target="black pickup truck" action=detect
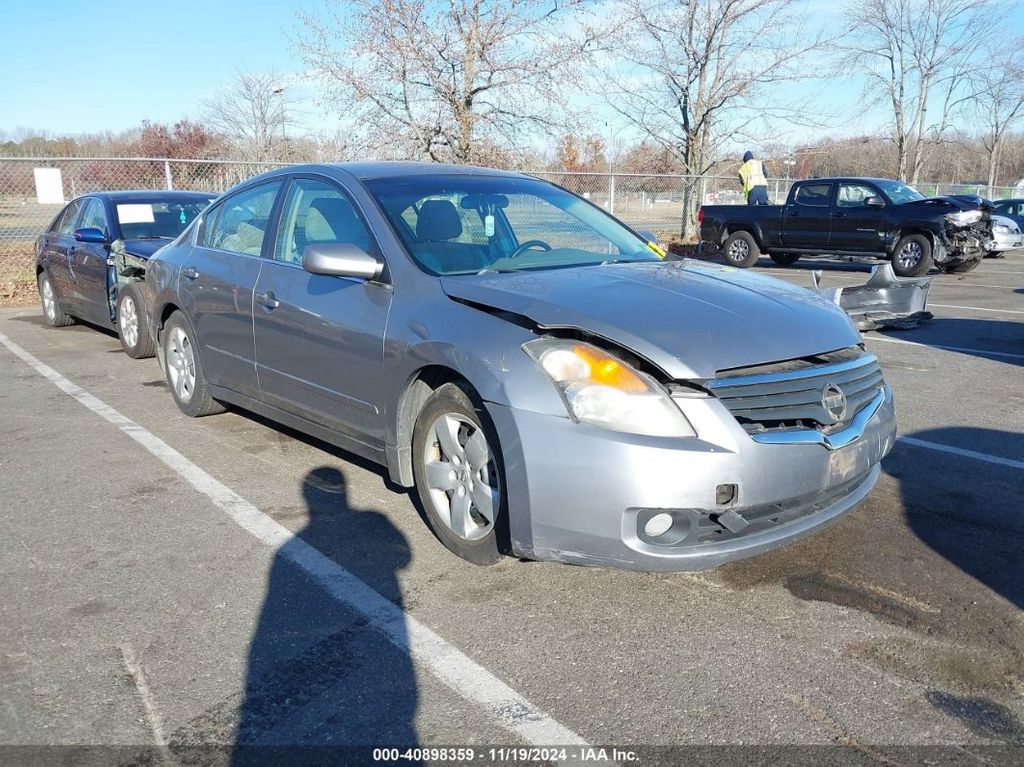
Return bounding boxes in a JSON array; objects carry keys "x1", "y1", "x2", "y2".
[{"x1": 698, "y1": 177, "x2": 993, "y2": 276}]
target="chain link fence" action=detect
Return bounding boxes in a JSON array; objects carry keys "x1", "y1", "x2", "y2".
[{"x1": 1, "y1": 157, "x2": 1020, "y2": 303}]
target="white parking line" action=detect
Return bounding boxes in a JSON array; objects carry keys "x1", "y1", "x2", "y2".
[
  {"x1": 866, "y1": 335, "x2": 1024, "y2": 362},
  {"x1": 898, "y1": 437, "x2": 1024, "y2": 471},
  {"x1": 0, "y1": 330, "x2": 587, "y2": 749},
  {"x1": 929, "y1": 303, "x2": 1024, "y2": 315}
]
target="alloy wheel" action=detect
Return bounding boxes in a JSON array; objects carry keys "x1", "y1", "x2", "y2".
[
  {"x1": 166, "y1": 326, "x2": 196, "y2": 404},
  {"x1": 41, "y1": 279, "x2": 56, "y2": 322},
  {"x1": 897, "y1": 241, "x2": 923, "y2": 269},
  {"x1": 422, "y1": 413, "x2": 500, "y2": 541},
  {"x1": 119, "y1": 296, "x2": 139, "y2": 349},
  {"x1": 727, "y1": 239, "x2": 750, "y2": 263}
]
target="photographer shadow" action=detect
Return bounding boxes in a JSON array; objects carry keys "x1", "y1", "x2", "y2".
[{"x1": 232, "y1": 466, "x2": 418, "y2": 761}]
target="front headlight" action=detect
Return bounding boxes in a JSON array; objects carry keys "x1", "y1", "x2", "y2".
[
  {"x1": 524, "y1": 338, "x2": 696, "y2": 437},
  {"x1": 945, "y1": 210, "x2": 982, "y2": 227},
  {"x1": 993, "y1": 224, "x2": 1010, "y2": 234}
]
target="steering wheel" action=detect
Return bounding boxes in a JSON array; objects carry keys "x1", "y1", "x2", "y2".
[{"x1": 508, "y1": 240, "x2": 552, "y2": 259}]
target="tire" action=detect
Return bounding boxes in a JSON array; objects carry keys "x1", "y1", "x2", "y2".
[
  {"x1": 411, "y1": 382, "x2": 508, "y2": 566},
  {"x1": 721, "y1": 231, "x2": 760, "y2": 268},
  {"x1": 891, "y1": 234, "x2": 933, "y2": 277},
  {"x1": 769, "y1": 252, "x2": 800, "y2": 266},
  {"x1": 161, "y1": 310, "x2": 224, "y2": 417},
  {"x1": 116, "y1": 283, "x2": 155, "y2": 359},
  {"x1": 38, "y1": 272, "x2": 74, "y2": 327}
]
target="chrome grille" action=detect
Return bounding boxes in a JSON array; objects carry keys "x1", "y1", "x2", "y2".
[{"x1": 706, "y1": 352, "x2": 884, "y2": 433}]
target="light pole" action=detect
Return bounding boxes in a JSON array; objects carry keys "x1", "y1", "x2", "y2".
[{"x1": 272, "y1": 85, "x2": 287, "y2": 160}]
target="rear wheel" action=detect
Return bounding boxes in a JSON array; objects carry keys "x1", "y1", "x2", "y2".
[
  {"x1": 721, "y1": 231, "x2": 760, "y2": 268},
  {"x1": 162, "y1": 310, "x2": 224, "y2": 417},
  {"x1": 116, "y1": 283, "x2": 155, "y2": 359},
  {"x1": 891, "y1": 234, "x2": 933, "y2": 277},
  {"x1": 38, "y1": 273, "x2": 74, "y2": 327},
  {"x1": 412, "y1": 383, "x2": 507, "y2": 566},
  {"x1": 769, "y1": 252, "x2": 800, "y2": 266}
]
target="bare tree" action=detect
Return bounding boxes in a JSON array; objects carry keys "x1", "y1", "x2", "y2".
[
  {"x1": 202, "y1": 72, "x2": 298, "y2": 162},
  {"x1": 603, "y1": 0, "x2": 832, "y2": 237},
  {"x1": 970, "y1": 40, "x2": 1024, "y2": 192},
  {"x1": 846, "y1": 0, "x2": 993, "y2": 184},
  {"x1": 295, "y1": 0, "x2": 598, "y2": 163}
]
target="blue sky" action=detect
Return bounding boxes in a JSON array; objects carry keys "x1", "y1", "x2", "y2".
[
  {"x1": 0, "y1": 0, "x2": 314, "y2": 134},
  {"x1": 2, "y1": 0, "x2": 1022, "y2": 150}
]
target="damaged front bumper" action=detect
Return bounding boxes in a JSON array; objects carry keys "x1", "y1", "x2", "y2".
[
  {"x1": 489, "y1": 385, "x2": 896, "y2": 572},
  {"x1": 934, "y1": 220, "x2": 992, "y2": 273},
  {"x1": 812, "y1": 263, "x2": 933, "y2": 331}
]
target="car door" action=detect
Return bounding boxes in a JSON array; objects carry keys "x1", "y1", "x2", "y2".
[
  {"x1": 45, "y1": 199, "x2": 84, "y2": 311},
  {"x1": 830, "y1": 182, "x2": 889, "y2": 252},
  {"x1": 782, "y1": 182, "x2": 834, "y2": 249},
  {"x1": 178, "y1": 181, "x2": 282, "y2": 398},
  {"x1": 71, "y1": 197, "x2": 116, "y2": 325},
  {"x1": 252, "y1": 175, "x2": 393, "y2": 446}
]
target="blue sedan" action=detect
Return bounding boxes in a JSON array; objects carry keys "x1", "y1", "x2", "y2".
[{"x1": 36, "y1": 190, "x2": 214, "y2": 357}]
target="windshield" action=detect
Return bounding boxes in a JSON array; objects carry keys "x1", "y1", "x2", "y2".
[
  {"x1": 364, "y1": 175, "x2": 658, "y2": 275},
  {"x1": 115, "y1": 199, "x2": 212, "y2": 240},
  {"x1": 875, "y1": 180, "x2": 925, "y2": 205}
]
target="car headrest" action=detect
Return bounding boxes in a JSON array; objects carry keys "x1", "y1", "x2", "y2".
[
  {"x1": 416, "y1": 199, "x2": 462, "y2": 242},
  {"x1": 306, "y1": 196, "x2": 364, "y2": 245}
]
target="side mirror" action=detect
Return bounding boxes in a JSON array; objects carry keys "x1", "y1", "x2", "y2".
[
  {"x1": 74, "y1": 227, "x2": 107, "y2": 244},
  {"x1": 864, "y1": 196, "x2": 885, "y2": 208},
  {"x1": 303, "y1": 242, "x2": 384, "y2": 280},
  {"x1": 637, "y1": 229, "x2": 658, "y2": 243}
]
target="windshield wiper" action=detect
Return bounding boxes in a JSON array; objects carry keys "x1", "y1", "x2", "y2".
[{"x1": 134, "y1": 235, "x2": 173, "y2": 240}]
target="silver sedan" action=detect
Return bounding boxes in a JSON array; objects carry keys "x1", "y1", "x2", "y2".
[{"x1": 144, "y1": 163, "x2": 896, "y2": 570}]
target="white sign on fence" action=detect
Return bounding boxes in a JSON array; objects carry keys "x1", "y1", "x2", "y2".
[{"x1": 33, "y1": 168, "x2": 64, "y2": 205}]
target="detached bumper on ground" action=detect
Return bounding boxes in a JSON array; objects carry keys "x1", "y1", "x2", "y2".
[{"x1": 491, "y1": 386, "x2": 896, "y2": 571}]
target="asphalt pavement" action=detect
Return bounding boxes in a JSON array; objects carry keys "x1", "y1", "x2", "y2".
[{"x1": 0, "y1": 252, "x2": 1022, "y2": 762}]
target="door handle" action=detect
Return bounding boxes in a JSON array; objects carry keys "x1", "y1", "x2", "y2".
[
  {"x1": 256, "y1": 291, "x2": 279, "y2": 310},
  {"x1": 833, "y1": 212, "x2": 847, "y2": 218},
  {"x1": 181, "y1": 267, "x2": 199, "y2": 281}
]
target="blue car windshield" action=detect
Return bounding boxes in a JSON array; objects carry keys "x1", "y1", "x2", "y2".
[
  {"x1": 365, "y1": 175, "x2": 659, "y2": 275},
  {"x1": 115, "y1": 199, "x2": 213, "y2": 240}
]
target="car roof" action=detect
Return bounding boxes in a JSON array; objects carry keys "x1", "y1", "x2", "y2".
[
  {"x1": 76, "y1": 190, "x2": 216, "y2": 202},
  {"x1": 248, "y1": 161, "x2": 529, "y2": 183},
  {"x1": 798, "y1": 177, "x2": 901, "y2": 185}
]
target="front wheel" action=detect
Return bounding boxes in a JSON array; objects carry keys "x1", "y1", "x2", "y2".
[
  {"x1": 116, "y1": 283, "x2": 155, "y2": 359},
  {"x1": 161, "y1": 310, "x2": 224, "y2": 417},
  {"x1": 721, "y1": 231, "x2": 760, "y2": 268},
  {"x1": 412, "y1": 383, "x2": 507, "y2": 565},
  {"x1": 891, "y1": 234, "x2": 933, "y2": 277}
]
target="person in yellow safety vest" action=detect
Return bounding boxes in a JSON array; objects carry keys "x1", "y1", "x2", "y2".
[{"x1": 738, "y1": 151, "x2": 769, "y2": 205}]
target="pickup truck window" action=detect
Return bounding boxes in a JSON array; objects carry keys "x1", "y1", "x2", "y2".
[
  {"x1": 794, "y1": 184, "x2": 832, "y2": 207},
  {"x1": 874, "y1": 180, "x2": 924, "y2": 204},
  {"x1": 837, "y1": 184, "x2": 877, "y2": 208}
]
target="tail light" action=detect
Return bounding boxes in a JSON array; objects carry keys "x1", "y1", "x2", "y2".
[{"x1": 698, "y1": 207, "x2": 704, "y2": 224}]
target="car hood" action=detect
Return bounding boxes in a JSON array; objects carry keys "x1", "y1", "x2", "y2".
[
  {"x1": 440, "y1": 260, "x2": 861, "y2": 380},
  {"x1": 905, "y1": 195, "x2": 991, "y2": 213},
  {"x1": 120, "y1": 239, "x2": 170, "y2": 259}
]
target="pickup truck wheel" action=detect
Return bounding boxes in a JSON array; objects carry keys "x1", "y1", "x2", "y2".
[
  {"x1": 38, "y1": 273, "x2": 74, "y2": 327},
  {"x1": 769, "y1": 252, "x2": 800, "y2": 266},
  {"x1": 891, "y1": 235, "x2": 933, "y2": 277},
  {"x1": 412, "y1": 382, "x2": 508, "y2": 566},
  {"x1": 722, "y1": 231, "x2": 760, "y2": 268},
  {"x1": 162, "y1": 310, "x2": 224, "y2": 417},
  {"x1": 116, "y1": 283, "x2": 155, "y2": 359}
]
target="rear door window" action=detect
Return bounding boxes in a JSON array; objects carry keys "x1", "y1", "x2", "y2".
[
  {"x1": 794, "y1": 184, "x2": 833, "y2": 207},
  {"x1": 210, "y1": 183, "x2": 282, "y2": 256}
]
